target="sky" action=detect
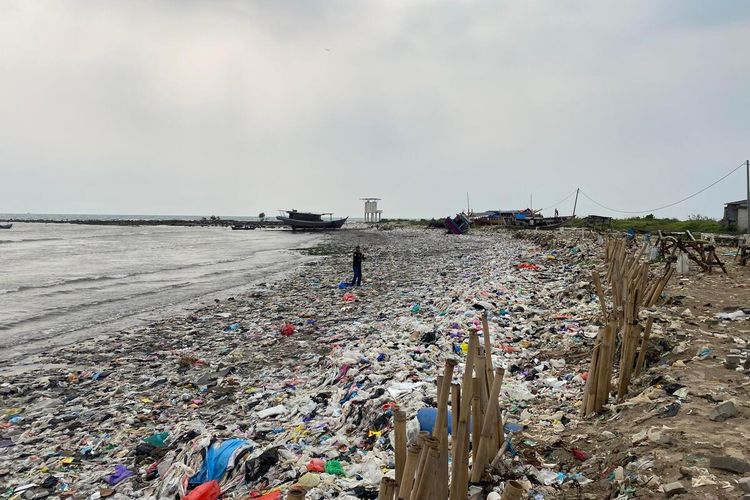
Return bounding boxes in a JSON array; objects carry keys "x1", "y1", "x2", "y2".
[{"x1": 1, "y1": 0, "x2": 749, "y2": 219}]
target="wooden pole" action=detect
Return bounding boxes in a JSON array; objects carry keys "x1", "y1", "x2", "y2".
[
  {"x1": 592, "y1": 270, "x2": 608, "y2": 320},
  {"x1": 394, "y1": 410, "x2": 407, "y2": 489},
  {"x1": 287, "y1": 485, "x2": 308, "y2": 500},
  {"x1": 450, "y1": 383, "x2": 460, "y2": 472},
  {"x1": 412, "y1": 439, "x2": 439, "y2": 500},
  {"x1": 481, "y1": 313, "x2": 494, "y2": 388},
  {"x1": 471, "y1": 379, "x2": 481, "y2": 465},
  {"x1": 449, "y1": 331, "x2": 477, "y2": 500},
  {"x1": 500, "y1": 480, "x2": 524, "y2": 500},
  {"x1": 470, "y1": 367, "x2": 505, "y2": 483},
  {"x1": 634, "y1": 317, "x2": 654, "y2": 376},
  {"x1": 397, "y1": 443, "x2": 421, "y2": 500},
  {"x1": 594, "y1": 325, "x2": 613, "y2": 410}
]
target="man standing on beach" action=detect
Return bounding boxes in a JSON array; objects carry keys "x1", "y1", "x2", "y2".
[{"x1": 352, "y1": 246, "x2": 365, "y2": 286}]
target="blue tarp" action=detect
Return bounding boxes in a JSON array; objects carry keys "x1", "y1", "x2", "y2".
[{"x1": 189, "y1": 439, "x2": 252, "y2": 485}]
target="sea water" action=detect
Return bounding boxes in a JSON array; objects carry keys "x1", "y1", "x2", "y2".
[{"x1": 0, "y1": 222, "x2": 320, "y2": 364}]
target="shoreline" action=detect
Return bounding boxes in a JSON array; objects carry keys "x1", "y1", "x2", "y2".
[
  {"x1": 1, "y1": 228, "x2": 747, "y2": 499},
  {"x1": 0, "y1": 227, "x2": 329, "y2": 370}
]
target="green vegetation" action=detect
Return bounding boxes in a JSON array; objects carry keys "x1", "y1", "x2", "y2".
[{"x1": 571, "y1": 214, "x2": 735, "y2": 234}]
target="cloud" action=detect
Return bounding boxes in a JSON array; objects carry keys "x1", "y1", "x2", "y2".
[{"x1": 1, "y1": 0, "x2": 748, "y2": 218}]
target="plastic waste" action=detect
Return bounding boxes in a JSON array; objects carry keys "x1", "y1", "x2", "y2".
[
  {"x1": 325, "y1": 459, "x2": 346, "y2": 476},
  {"x1": 189, "y1": 439, "x2": 253, "y2": 485},
  {"x1": 106, "y1": 465, "x2": 133, "y2": 485},
  {"x1": 182, "y1": 480, "x2": 220, "y2": 500},
  {"x1": 280, "y1": 323, "x2": 295, "y2": 336},
  {"x1": 143, "y1": 432, "x2": 169, "y2": 448}
]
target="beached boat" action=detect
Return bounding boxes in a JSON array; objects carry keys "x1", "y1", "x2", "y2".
[
  {"x1": 0, "y1": 223, "x2": 12, "y2": 229},
  {"x1": 505, "y1": 214, "x2": 575, "y2": 230},
  {"x1": 445, "y1": 213, "x2": 471, "y2": 234},
  {"x1": 276, "y1": 210, "x2": 348, "y2": 231}
]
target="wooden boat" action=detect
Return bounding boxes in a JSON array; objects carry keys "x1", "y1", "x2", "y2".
[
  {"x1": 0, "y1": 223, "x2": 12, "y2": 229},
  {"x1": 505, "y1": 214, "x2": 575, "y2": 230},
  {"x1": 276, "y1": 210, "x2": 348, "y2": 231},
  {"x1": 445, "y1": 213, "x2": 471, "y2": 234}
]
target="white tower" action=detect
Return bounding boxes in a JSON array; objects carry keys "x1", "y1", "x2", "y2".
[{"x1": 361, "y1": 198, "x2": 382, "y2": 223}]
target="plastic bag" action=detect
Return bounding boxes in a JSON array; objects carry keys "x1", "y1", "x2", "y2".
[{"x1": 182, "y1": 480, "x2": 220, "y2": 500}]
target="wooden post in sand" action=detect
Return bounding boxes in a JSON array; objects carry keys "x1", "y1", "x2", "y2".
[
  {"x1": 470, "y1": 367, "x2": 505, "y2": 483},
  {"x1": 394, "y1": 410, "x2": 407, "y2": 490},
  {"x1": 481, "y1": 312, "x2": 495, "y2": 388},
  {"x1": 449, "y1": 331, "x2": 477, "y2": 500},
  {"x1": 411, "y1": 437, "x2": 439, "y2": 500},
  {"x1": 450, "y1": 383, "x2": 460, "y2": 473},
  {"x1": 397, "y1": 442, "x2": 421, "y2": 500},
  {"x1": 634, "y1": 317, "x2": 654, "y2": 376},
  {"x1": 500, "y1": 480, "x2": 524, "y2": 500},
  {"x1": 433, "y1": 358, "x2": 456, "y2": 498}
]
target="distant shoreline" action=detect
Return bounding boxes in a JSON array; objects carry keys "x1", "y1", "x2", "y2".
[{"x1": 4, "y1": 217, "x2": 285, "y2": 228}]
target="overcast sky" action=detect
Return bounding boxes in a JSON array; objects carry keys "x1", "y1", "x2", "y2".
[{"x1": 1, "y1": 1, "x2": 749, "y2": 219}]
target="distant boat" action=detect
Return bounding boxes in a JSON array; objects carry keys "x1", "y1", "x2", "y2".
[
  {"x1": 445, "y1": 213, "x2": 471, "y2": 234},
  {"x1": 0, "y1": 223, "x2": 12, "y2": 229},
  {"x1": 276, "y1": 210, "x2": 348, "y2": 231},
  {"x1": 230, "y1": 224, "x2": 255, "y2": 230},
  {"x1": 505, "y1": 214, "x2": 575, "y2": 230}
]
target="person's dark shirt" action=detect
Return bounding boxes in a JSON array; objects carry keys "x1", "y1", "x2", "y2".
[{"x1": 353, "y1": 250, "x2": 364, "y2": 267}]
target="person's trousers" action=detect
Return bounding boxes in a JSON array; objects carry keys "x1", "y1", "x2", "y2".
[{"x1": 352, "y1": 266, "x2": 362, "y2": 285}]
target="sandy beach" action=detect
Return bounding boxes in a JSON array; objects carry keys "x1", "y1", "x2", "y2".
[{"x1": 1, "y1": 227, "x2": 748, "y2": 499}]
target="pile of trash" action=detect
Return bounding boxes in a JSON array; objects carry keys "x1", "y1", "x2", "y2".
[{"x1": 2, "y1": 227, "x2": 746, "y2": 499}]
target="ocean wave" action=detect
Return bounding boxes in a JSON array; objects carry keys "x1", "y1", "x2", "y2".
[{"x1": 0, "y1": 281, "x2": 195, "y2": 330}]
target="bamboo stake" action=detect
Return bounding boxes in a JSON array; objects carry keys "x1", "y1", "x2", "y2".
[
  {"x1": 450, "y1": 383, "x2": 460, "y2": 472},
  {"x1": 494, "y1": 368, "x2": 505, "y2": 450},
  {"x1": 378, "y1": 477, "x2": 391, "y2": 500},
  {"x1": 501, "y1": 480, "x2": 524, "y2": 500},
  {"x1": 397, "y1": 443, "x2": 421, "y2": 500},
  {"x1": 475, "y1": 355, "x2": 488, "y2": 412},
  {"x1": 383, "y1": 478, "x2": 396, "y2": 500},
  {"x1": 287, "y1": 485, "x2": 307, "y2": 500},
  {"x1": 594, "y1": 325, "x2": 613, "y2": 409},
  {"x1": 449, "y1": 331, "x2": 477, "y2": 500},
  {"x1": 481, "y1": 313, "x2": 494, "y2": 388},
  {"x1": 471, "y1": 380, "x2": 481, "y2": 465},
  {"x1": 646, "y1": 267, "x2": 673, "y2": 306},
  {"x1": 470, "y1": 367, "x2": 504, "y2": 483},
  {"x1": 592, "y1": 270, "x2": 608, "y2": 320},
  {"x1": 634, "y1": 317, "x2": 654, "y2": 376},
  {"x1": 584, "y1": 340, "x2": 600, "y2": 416},
  {"x1": 433, "y1": 359, "x2": 455, "y2": 500},
  {"x1": 433, "y1": 359, "x2": 456, "y2": 442},
  {"x1": 394, "y1": 410, "x2": 407, "y2": 488},
  {"x1": 412, "y1": 439, "x2": 439, "y2": 500}
]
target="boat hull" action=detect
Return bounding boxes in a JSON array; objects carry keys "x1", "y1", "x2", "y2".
[
  {"x1": 0, "y1": 223, "x2": 12, "y2": 229},
  {"x1": 504, "y1": 216, "x2": 575, "y2": 230},
  {"x1": 276, "y1": 216, "x2": 348, "y2": 230}
]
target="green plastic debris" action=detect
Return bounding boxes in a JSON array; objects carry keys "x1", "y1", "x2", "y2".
[
  {"x1": 324, "y1": 459, "x2": 345, "y2": 476},
  {"x1": 410, "y1": 303, "x2": 421, "y2": 313},
  {"x1": 143, "y1": 432, "x2": 169, "y2": 448}
]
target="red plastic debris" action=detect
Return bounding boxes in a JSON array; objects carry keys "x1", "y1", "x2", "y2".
[
  {"x1": 572, "y1": 448, "x2": 588, "y2": 461},
  {"x1": 280, "y1": 323, "x2": 295, "y2": 336},
  {"x1": 307, "y1": 458, "x2": 326, "y2": 472},
  {"x1": 182, "y1": 480, "x2": 220, "y2": 500}
]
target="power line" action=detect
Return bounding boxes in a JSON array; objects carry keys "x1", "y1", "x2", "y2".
[
  {"x1": 540, "y1": 189, "x2": 578, "y2": 212},
  {"x1": 579, "y1": 161, "x2": 746, "y2": 215}
]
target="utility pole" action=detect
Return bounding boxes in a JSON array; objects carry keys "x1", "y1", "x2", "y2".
[
  {"x1": 573, "y1": 187, "x2": 580, "y2": 218},
  {"x1": 746, "y1": 160, "x2": 749, "y2": 235}
]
